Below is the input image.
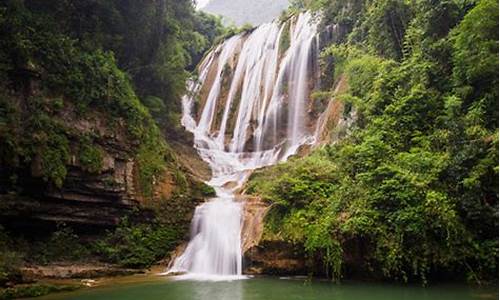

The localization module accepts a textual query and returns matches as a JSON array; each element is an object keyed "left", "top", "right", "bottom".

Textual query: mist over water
[{"left": 167, "top": 12, "right": 321, "bottom": 280}]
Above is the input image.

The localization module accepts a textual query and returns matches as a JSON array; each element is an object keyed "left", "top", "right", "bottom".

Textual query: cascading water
[{"left": 168, "top": 12, "right": 321, "bottom": 281}]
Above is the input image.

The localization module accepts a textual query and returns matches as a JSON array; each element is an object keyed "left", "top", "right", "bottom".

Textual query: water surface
[{"left": 40, "top": 277, "right": 497, "bottom": 300}]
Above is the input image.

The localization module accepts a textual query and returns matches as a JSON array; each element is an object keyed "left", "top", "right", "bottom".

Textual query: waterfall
[{"left": 168, "top": 12, "right": 320, "bottom": 281}]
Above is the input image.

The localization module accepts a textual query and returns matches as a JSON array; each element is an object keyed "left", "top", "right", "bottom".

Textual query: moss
[
  {"left": 278, "top": 20, "right": 291, "bottom": 56},
  {"left": 102, "top": 177, "right": 121, "bottom": 189},
  {"left": 136, "top": 127, "right": 169, "bottom": 198},
  {"left": 171, "top": 168, "right": 188, "bottom": 192},
  {"left": 78, "top": 136, "right": 103, "bottom": 174},
  {"left": 200, "top": 183, "right": 216, "bottom": 197},
  {"left": 192, "top": 181, "right": 216, "bottom": 198},
  {"left": 310, "top": 91, "right": 332, "bottom": 115}
]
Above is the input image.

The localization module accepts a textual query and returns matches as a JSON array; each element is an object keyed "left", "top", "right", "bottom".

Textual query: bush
[
  {"left": 32, "top": 225, "right": 90, "bottom": 264},
  {"left": 95, "top": 219, "right": 181, "bottom": 268}
]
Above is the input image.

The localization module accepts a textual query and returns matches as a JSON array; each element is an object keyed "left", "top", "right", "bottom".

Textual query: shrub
[
  {"left": 32, "top": 225, "right": 90, "bottom": 264},
  {"left": 95, "top": 219, "right": 181, "bottom": 268}
]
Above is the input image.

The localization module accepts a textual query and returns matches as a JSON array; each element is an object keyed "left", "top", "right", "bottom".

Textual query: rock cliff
[{"left": 0, "top": 69, "right": 210, "bottom": 236}]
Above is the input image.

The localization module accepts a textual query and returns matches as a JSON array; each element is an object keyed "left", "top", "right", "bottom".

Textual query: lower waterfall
[{"left": 167, "top": 12, "right": 322, "bottom": 280}]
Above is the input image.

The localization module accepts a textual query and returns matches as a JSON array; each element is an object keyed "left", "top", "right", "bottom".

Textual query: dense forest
[
  {"left": 249, "top": 0, "right": 498, "bottom": 285},
  {"left": 0, "top": 0, "right": 225, "bottom": 184},
  {"left": 0, "top": 0, "right": 497, "bottom": 298}
]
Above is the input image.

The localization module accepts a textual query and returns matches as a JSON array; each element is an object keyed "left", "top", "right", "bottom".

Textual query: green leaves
[
  {"left": 25, "top": 99, "right": 70, "bottom": 188},
  {"left": 95, "top": 219, "right": 181, "bottom": 268},
  {"left": 78, "top": 136, "right": 104, "bottom": 174},
  {"left": 248, "top": 0, "right": 497, "bottom": 284},
  {"left": 136, "top": 129, "right": 168, "bottom": 197},
  {"left": 451, "top": 0, "right": 498, "bottom": 86},
  {"left": 451, "top": 0, "right": 499, "bottom": 128}
]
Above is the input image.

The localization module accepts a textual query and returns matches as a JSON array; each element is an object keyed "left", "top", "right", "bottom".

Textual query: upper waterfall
[{"left": 168, "top": 11, "right": 323, "bottom": 280}]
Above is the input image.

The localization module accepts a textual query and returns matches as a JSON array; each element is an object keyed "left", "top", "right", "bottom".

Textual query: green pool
[{"left": 38, "top": 276, "right": 497, "bottom": 300}]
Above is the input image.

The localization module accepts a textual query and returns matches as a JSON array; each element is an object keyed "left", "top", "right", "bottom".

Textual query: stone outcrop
[
  {"left": 0, "top": 111, "right": 143, "bottom": 229},
  {"left": 241, "top": 196, "right": 308, "bottom": 275},
  {"left": 20, "top": 264, "right": 140, "bottom": 280},
  {"left": 244, "top": 240, "right": 308, "bottom": 275},
  {"left": 0, "top": 78, "right": 209, "bottom": 234},
  {"left": 241, "top": 196, "right": 268, "bottom": 253}
]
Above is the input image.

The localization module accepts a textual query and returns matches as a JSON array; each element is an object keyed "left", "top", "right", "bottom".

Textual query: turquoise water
[{"left": 39, "top": 277, "right": 497, "bottom": 300}]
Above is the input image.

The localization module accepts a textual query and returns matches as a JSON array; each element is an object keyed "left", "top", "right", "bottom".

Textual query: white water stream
[{"left": 167, "top": 12, "right": 320, "bottom": 281}]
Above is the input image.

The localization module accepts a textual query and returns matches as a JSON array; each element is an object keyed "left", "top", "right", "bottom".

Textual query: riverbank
[{"left": 0, "top": 264, "right": 171, "bottom": 300}]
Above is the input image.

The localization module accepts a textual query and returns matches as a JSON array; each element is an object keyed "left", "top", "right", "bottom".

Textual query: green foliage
[
  {"left": 143, "top": 96, "right": 168, "bottom": 125},
  {"left": 344, "top": 54, "right": 387, "bottom": 98},
  {"left": 78, "top": 136, "right": 103, "bottom": 174},
  {"left": 192, "top": 181, "right": 216, "bottom": 197},
  {"left": 136, "top": 130, "right": 169, "bottom": 197},
  {"left": 311, "top": 91, "right": 332, "bottom": 115},
  {"left": 352, "top": 0, "right": 412, "bottom": 59},
  {"left": 0, "top": 1, "right": 187, "bottom": 193},
  {"left": 21, "top": 0, "right": 226, "bottom": 111},
  {"left": 0, "top": 2, "right": 224, "bottom": 289},
  {"left": 216, "top": 23, "right": 256, "bottom": 44},
  {"left": 451, "top": 0, "right": 498, "bottom": 86},
  {"left": 248, "top": 153, "right": 343, "bottom": 279},
  {"left": 450, "top": 0, "right": 498, "bottom": 128},
  {"left": 1, "top": 218, "right": 183, "bottom": 275},
  {"left": 25, "top": 98, "right": 70, "bottom": 188},
  {"left": 250, "top": 0, "right": 498, "bottom": 284},
  {"left": 32, "top": 224, "right": 90, "bottom": 264},
  {"left": 95, "top": 219, "right": 181, "bottom": 268}
]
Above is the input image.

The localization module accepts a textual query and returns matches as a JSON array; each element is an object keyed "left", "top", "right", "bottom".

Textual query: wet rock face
[
  {"left": 241, "top": 196, "right": 268, "bottom": 253},
  {"left": 0, "top": 153, "right": 141, "bottom": 230},
  {"left": 243, "top": 241, "right": 307, "bottom": 275}
]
